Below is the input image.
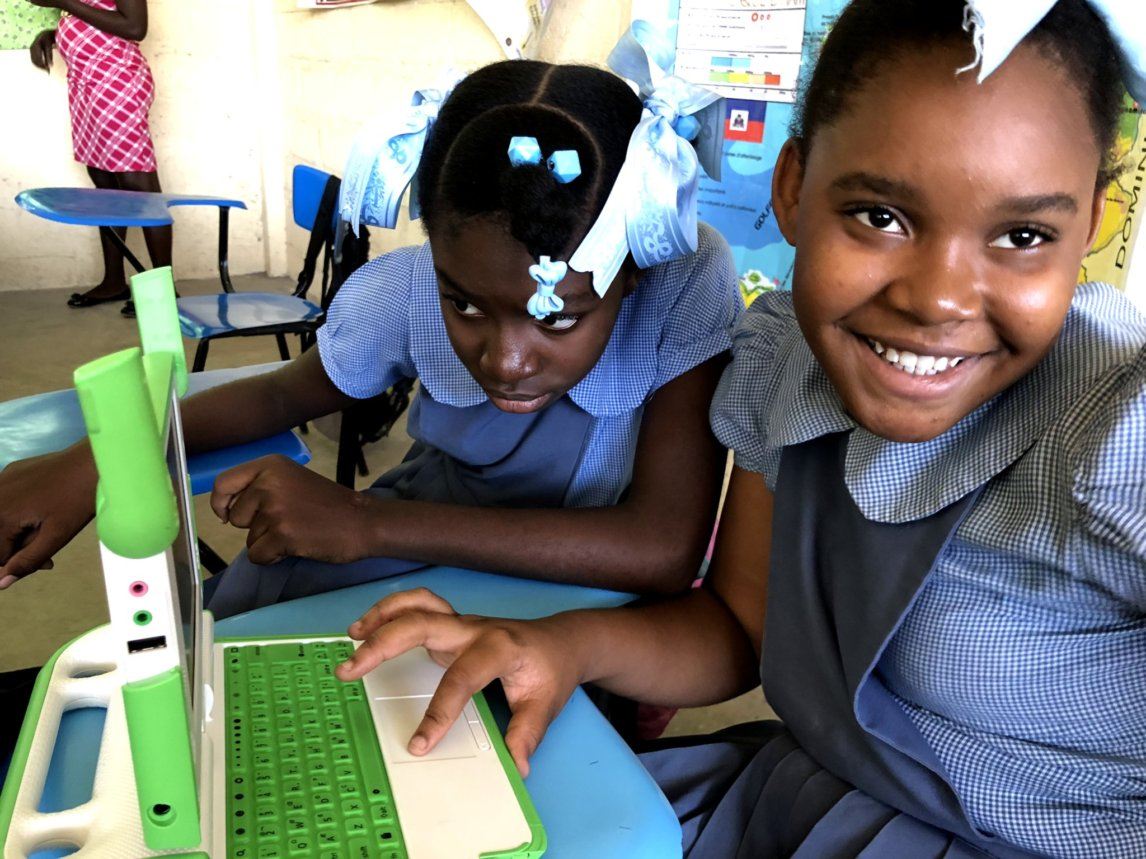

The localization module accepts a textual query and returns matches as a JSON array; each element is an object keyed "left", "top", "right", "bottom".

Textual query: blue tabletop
[
  {"left": 0, "top": 363, "right": 309, "bottom": 494},
  {"left": 37, "top": 568, "right": 682, "bottom": 857},
  {"left": 15, "top": 188, "right": 247, "bottom": 228}
]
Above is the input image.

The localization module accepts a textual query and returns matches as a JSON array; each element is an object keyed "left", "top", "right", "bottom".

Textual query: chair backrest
[
  {"left": 292, "top": 165, "right": 333, "bottom": 231},
  {"left": 292, "top": 165, "right": 341, "bottom": 301}
]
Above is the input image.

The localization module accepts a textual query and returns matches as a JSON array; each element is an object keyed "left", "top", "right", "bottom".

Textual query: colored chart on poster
[
  {"left": 633, "top": 1, "right": 1146, "bottom": 304},
  {"left": 632, "top": 0, "right": 847, "bottom": 302},
  {"left": 693, "top": 1, "right": 847, "bottom": 303},
  {"left": 674, "top": 0, "right": 807, "bottom": 104}
]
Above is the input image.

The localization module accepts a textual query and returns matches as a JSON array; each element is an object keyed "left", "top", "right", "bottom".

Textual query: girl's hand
[
  {"left": 25, "top": 0, "right": 64, "bottom": 9},
  {"left": 28, "top": 29, "right": 56, "bottom": 72},
  {"left": 336, "top": 588, "right": 582, "bottom": 777},
  {"left": 210, "top": 455, "right": 381, "bottom": 565},
  {"left": 0, "top": 448, "right": 97, "bottom": 588}
]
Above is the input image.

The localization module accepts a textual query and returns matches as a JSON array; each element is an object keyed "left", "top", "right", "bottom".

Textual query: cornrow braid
[{"left": 417, "top": 60, "right": 643, "bottom": 259}]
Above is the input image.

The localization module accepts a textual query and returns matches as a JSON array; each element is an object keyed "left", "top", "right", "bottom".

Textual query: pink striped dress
[{"left": 56, "top": 0, "right": 157, "bottom": 173}]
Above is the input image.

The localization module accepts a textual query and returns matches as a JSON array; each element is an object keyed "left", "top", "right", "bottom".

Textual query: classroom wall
[
  {"left": 0, "top": 0, "right": 269, "bottom": 292},
  {"left": 4, "top": 1, "right": 1146, "bottom": 305},
  {"left": 0, "top": 0, "right": 631, "bottom": 293},
  {"left": 272, "top": 0, "right": 503, "bottom": 269},
  {"left": 273, "top": 0, "right": 633, "bottom": 269}
]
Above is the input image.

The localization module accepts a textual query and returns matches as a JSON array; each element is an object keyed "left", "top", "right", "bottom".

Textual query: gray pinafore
[{"left": 641, "top": 432, "right": 1045, "bottom": 858}]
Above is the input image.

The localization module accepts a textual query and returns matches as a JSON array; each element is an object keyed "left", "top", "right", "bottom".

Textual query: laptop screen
[{"left": 165, "top": 391, "right": 202, "bottom": 743}]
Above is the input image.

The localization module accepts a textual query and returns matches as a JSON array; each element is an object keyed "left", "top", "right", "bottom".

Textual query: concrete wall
[
  {"left": 4, "top": 0, "right": 1146, "bottom": 307},
  {"left": 0, "top": 0, "right": 631, "bottom": 293},
  {"left": 0, "top": 0, "right": 269, "bottom": 292},
  {"left": 273, "top": 0, "right": 503, "bottom": 268}
]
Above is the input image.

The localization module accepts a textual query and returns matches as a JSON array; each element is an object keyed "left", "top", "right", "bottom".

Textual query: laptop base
[{"left": 0, "top": 624, "right": 210, "bottom": 858}]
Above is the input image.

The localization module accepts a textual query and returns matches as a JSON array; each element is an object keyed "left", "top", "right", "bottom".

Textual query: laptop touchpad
[
  {"left": 360, "top": 648, "right": 445, "bottom": 698},
  {"left": 375, "top": 696, "right": 479, "bottom": 763}
]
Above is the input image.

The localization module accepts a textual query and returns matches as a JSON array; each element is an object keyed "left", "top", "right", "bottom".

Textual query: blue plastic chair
[{"left": 177, "top": 166, "right": 334, "bottom": 371}]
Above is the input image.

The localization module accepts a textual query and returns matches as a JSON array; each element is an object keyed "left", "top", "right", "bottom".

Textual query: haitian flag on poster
[{"left": 724, "top": 99, "right": 766, "bottom": 143}]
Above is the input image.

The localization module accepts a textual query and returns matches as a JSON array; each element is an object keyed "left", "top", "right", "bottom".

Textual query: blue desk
[
  {"left": 0, "top": 363, "right": 309, "bottom": 495},
  {"left": 39, "top": 568, "right": 683, "bottom": 857},
  {"left": 16, "top": 188, "right": 246, "bottom": 290}
]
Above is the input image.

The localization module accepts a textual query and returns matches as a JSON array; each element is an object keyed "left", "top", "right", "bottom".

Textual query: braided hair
[{"left": 417, "top": 60, "right": 643, "bottom": 259}]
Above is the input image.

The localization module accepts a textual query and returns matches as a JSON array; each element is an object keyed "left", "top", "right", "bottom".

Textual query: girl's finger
[
  {"left": 336, "top": 610, "right": 476, "bottom": 680},
  {"left": 348, "top": 588, "right": 456, "bottom": 639},
  {"left": 407, "top": 636, "right": 513, "bottom": 756},
  {"left": 502, "top": 695, "right": 557, "bottom": 778},
  {"left": 209, "top": 462, "right": 262, "bottom": 521},
  {"left": 246, "top": 529, "right": 287, "bottom": 567},
  {"left": 222, "top": 485, "right": 267, "bottom": 530}
]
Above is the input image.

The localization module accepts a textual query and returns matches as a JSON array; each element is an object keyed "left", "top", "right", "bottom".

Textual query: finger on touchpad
[{"left": 376, "top": 696, "right": 478, "bottom": 763}]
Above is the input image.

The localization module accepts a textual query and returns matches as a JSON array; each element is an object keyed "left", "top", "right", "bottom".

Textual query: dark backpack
[{"left": 299, "top": 175, "right": 416, "bottom": 488}]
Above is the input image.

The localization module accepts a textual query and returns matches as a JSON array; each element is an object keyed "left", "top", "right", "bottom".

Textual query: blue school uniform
[
  {"left": 642, "top": 283, "right": 1146, "bottom": 858},
  {"left": 206, "top": 223, "right": 740, "bottom": 617}
]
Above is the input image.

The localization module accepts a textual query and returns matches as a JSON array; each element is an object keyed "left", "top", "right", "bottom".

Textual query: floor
[{"left": 0, "top": 273, "right": 775, "bottom": 737}]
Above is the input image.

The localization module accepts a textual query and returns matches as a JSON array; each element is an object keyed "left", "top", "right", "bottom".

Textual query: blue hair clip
[
  {"left": 526, "top": 256, "right": 568, "bottom": 320},
  {"left": 507, "top": 136, "right": 582, "bottom": 184}
]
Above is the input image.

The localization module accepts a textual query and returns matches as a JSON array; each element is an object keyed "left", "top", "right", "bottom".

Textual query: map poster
[
  {"left": 633, "top": 0, "right": 848, "bottom": 304},
  {"left": 1080, "top": 93, "right": 1145, "bottom": 292}
]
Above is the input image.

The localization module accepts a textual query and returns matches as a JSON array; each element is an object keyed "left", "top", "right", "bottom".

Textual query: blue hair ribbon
[
  {"left": 338, "top": 81, "right": 458, "bottom": 235},
  {"left": 960, "top": 0, "right": 1145, "bottom": 102},
  {"left": 568, "top": 20, "right": 726, "bottom": 297},
  {"left": 526, "top": 256, "right": 568, "bottom": 320}
]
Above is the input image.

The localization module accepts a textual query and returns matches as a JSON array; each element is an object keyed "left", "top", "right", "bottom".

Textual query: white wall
[
  {"left": 0, "top": 0, "right": 269, "bottom": 292},
  {"left": 273, "top": 0, "right": 504, "bottom": 266},
  {"left": 0, "top": 0, "right": 631, "bottom": 293}
]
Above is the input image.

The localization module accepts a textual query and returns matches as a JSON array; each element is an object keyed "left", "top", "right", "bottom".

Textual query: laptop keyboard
[{"left": 225, "top": 640, "right": 408, "bottom": 859}]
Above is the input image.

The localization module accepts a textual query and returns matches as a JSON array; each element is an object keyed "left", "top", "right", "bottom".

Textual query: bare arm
[
  {"left": 180, "top": 349, "right": 355, "bottom": 454},
  {"left": 29, "top": 0, "right": 148, "bottom": 41},
  {"left": 0, "top": 349, "right": 354, "bottom": 582},
  {"left": 215, "top": 356, "right": 728, "bottom": 594},
  {"left": 555, "top": 464, "right": 770, "bottom": 704}
]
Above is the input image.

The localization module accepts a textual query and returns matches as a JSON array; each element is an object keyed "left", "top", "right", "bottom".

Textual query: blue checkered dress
[
  {"left": 316, "top": 222, "right": 741, "bottom": 508},
  {"left": 711, "top": 284, "right": 1146, "bottom": 858}
]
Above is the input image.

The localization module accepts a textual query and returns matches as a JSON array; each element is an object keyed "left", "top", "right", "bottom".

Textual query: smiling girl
[{"left": 338, "top": 1, "right": 1146, "bottom": 855}]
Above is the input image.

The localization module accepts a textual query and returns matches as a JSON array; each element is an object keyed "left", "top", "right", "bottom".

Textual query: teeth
[{"left": 866, "top": 339, "right": 965, "bottom": 376}]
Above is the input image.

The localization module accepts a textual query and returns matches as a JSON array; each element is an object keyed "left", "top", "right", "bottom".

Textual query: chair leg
[
  {"left": 192, "top": 339, "right": 211, "bottom": 373},
  {"left": 217, "top": 206, "right": 235, "bottom": 293},
  {"left": 356, "top": 447, "right": 369, "bottom": 477},
  {"left": 198, "top": 539, "right": 229, "bottom": 576}
]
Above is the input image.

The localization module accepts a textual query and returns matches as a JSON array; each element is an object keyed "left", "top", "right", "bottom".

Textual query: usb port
[{"left": 127, "top": 635, "right": 167, "bottom": 654}]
